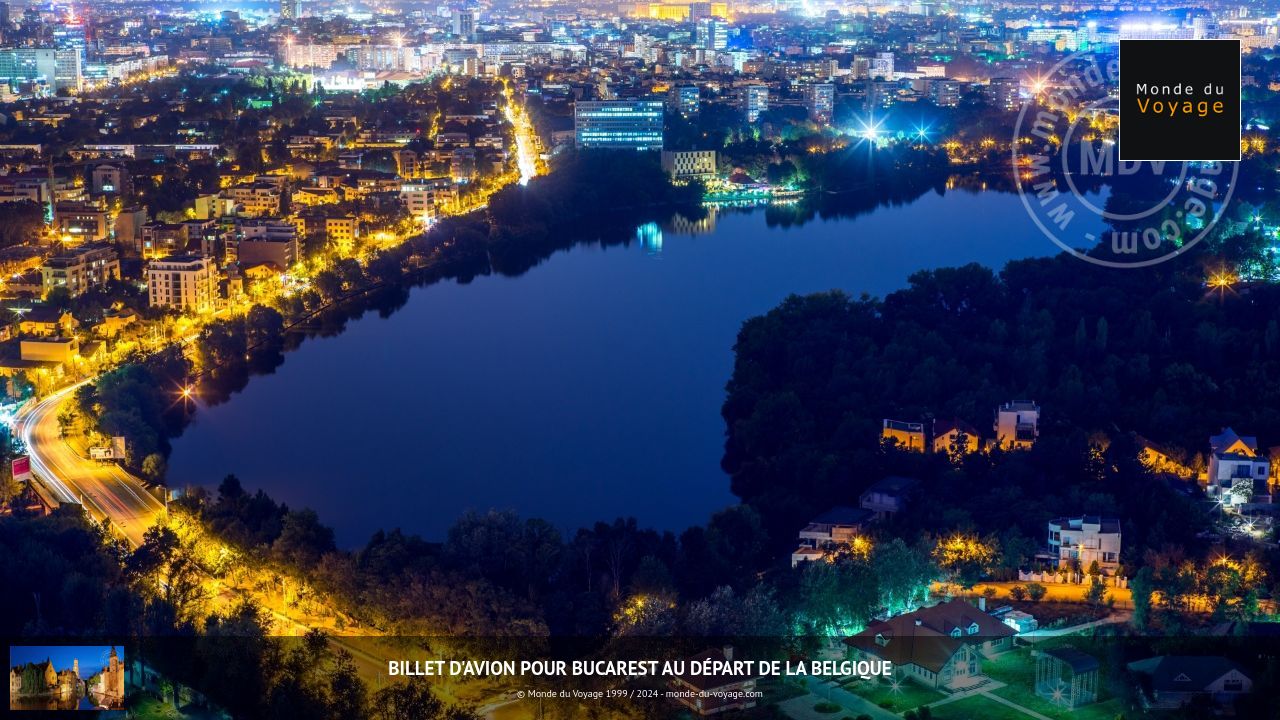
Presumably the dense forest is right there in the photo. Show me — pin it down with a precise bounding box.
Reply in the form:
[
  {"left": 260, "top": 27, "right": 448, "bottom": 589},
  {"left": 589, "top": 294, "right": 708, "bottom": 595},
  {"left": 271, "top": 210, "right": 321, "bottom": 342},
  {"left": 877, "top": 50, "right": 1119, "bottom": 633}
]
[{"left": 721, "top": 251, "right": 1280, "bottom": 558}]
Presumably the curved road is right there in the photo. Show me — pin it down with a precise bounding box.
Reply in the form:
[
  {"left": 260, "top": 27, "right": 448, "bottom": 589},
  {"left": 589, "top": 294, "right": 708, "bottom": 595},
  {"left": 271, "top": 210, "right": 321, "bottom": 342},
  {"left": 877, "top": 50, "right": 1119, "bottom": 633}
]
[
  {"left": 16, "top": 381, "right": 165, "bottom": 548},
  {"left": 14, "top": 383, "right": 401, "bottom": 681}
]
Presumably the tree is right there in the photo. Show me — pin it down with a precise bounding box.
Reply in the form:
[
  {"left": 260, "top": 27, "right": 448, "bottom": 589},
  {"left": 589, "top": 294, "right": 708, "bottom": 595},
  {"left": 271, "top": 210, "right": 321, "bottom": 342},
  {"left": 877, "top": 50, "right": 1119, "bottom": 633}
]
[
  {"left": 1009, "top": 585, "right": 1027, "bottom": 602},
  {"left": 1025, "top": 582, "right": 1047, "bottom": 603},
  {"left": 932, "top": 533, "right": 997, "bottom": 591},
  {"left": 329, "top": 649, "right": 368, "bottom": 720},
  {"left": 0, "top": 200, "right": 44, "bottom": 248},
  {"left": 0, "top": 471, "right": 20, "bottom": 509},
  {"left": 1084, "top": 576, "right": 1108, "bottom": 607},
  {"left": 1131, "top": 566, "right": 1154, "bottom": 630},
  {"left": 370, "top": 680, "right": 474, "bottom": 720},
  {"left": 141, "top": 453, "right": 167, "bottom": 483},
  {"left": 272, "top": 509, "right": 337, "bottom": 570},
  {"left": 870, "top": 538, "right": 935, "bottom": 615}
]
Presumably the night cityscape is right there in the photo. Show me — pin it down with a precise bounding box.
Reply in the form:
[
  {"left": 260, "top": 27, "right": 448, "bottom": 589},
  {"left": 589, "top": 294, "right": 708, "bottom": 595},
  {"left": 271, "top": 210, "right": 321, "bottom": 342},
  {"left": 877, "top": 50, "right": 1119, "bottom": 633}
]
[{"left": 1, "top": 0, "right": 1279, "bottom": 718}]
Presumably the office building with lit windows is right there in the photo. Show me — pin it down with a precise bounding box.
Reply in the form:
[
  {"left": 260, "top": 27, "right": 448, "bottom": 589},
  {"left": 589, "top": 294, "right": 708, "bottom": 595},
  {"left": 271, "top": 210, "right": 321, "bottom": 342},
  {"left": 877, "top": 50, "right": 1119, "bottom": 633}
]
[{"left": 574, "top": 100, "right": 664, "bottom": 151}]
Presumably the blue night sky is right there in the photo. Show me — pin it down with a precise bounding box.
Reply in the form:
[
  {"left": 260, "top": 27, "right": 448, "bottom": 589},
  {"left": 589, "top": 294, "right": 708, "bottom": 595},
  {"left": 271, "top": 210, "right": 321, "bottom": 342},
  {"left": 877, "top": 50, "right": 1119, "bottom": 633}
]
[{"left": 9, "top": 646, "right": 120, "bottom": 678}]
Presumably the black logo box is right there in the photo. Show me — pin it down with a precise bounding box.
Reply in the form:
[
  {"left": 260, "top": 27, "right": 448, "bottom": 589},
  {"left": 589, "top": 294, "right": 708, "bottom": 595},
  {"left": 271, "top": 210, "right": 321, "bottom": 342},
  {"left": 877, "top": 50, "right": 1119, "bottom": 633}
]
[{"left": 1118, "top": 38, "right": 1241, "bottom": 162}]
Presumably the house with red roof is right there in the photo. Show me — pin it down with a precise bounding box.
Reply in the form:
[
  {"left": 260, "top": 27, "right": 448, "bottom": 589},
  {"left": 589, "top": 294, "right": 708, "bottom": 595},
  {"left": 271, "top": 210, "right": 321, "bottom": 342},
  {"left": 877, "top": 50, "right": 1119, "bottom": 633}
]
[{"left": 844, "top": 599, "right": 1014, "bottom": 692}]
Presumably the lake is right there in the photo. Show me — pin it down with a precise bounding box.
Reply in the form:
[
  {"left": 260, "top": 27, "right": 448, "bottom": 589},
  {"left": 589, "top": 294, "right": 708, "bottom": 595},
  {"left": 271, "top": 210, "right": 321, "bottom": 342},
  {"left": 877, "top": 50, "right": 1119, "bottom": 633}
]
[{"left": 168, "top": 188, "right": 1107, "bottom": 546}]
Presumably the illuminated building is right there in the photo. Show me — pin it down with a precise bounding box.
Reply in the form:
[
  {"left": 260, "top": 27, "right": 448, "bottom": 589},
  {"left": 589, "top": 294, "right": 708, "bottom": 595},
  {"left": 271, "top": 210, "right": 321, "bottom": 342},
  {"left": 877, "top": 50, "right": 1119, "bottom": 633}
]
[
  {"left": 90, "top": 164, "right": 128, "bottom": 195},
  {"left": 661, "top": 150, "right": 716, "bottom": 181},
  {"left": 54, "top": 48, "right": 82, "bottom": 93},
  {"left": 871, "top": 51, "right": 894, "bottom": 80},
  {"left": 669, "top": 85, "right": 699, "bottom": 116},
  {"left": 574, "top": 100, "right": 664, "bottom": 151},
  {"left": 280, "top": 0, "right": 301, "bottom": 20},
  {"left": 805, "top": 82, "right": 834, "bottom": 122},
  {"left": 1046, "top": 516, "right": 1121, "bottom": 575},
  {"left": 881, "top": 418, "right": 925, "bottom": 451},
  {"left": 0, "top": 48, "right": 56, "bottom": 94},
  {"left": 993, "top": 401, "right": 1039, "bottom": 449},
  {"left": 232, "top": 219, "right": 299, "bottom": 268},
  {"left": 53, "top": 202, "right": 111, "bottom": 242},
  {"left": 988, "top": 76, "right": 1020, "bottom": 110},
  {"left": 696, "top": 17, "right": 728, "bottom": 51},
  {"left": 146, "top": 255, "right": 217, "bottom": 313},
  {"left": 928, "top": 78, "right": 961, "bottom": 107},
  {"left": 452, "top": 9, "right": 476, "bottom": 41},
  {"left": 633, "top": 1, "right": 728, "bottom": 20},
  {"left": 40, "top": 243, "right": 121, "bottom": 298},
  {"left": 326, "top": 215, "right": 360, "bottom": 251},
  {"left": 742, "top": 84, "right": 768, "bottom": 122}
]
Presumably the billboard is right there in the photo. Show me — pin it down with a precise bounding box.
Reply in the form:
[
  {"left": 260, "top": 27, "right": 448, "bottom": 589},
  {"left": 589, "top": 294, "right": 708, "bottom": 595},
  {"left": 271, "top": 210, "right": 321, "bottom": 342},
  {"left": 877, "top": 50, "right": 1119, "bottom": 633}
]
[{"left": 11, "top": 455, "right": 31, "bottom": 483}]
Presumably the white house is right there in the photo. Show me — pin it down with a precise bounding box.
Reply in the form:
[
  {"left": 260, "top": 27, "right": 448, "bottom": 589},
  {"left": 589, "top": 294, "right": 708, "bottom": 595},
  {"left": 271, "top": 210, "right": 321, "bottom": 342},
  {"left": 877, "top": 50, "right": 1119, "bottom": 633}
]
[
  {"left": 1206, "top": 428, "right": 1270, "bottom": 508},
  {"left": 994, "top": 401, "right": 1039, "bottom": 449},
  {"left": 791, "top": 506, "right": 872, "bottom": 567},
  {"left": 1047, "top": 516, "right": 1121, "bottom": 576}
]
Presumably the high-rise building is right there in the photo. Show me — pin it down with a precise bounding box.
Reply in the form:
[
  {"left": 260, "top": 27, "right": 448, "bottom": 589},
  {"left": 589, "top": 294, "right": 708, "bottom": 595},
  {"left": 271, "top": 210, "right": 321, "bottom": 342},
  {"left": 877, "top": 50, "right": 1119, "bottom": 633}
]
[
  {"left": 988, "top": 76, "right": 1020, "bottom": 110},
  {"left": 668, "top": 84, "right": 699, "bottom": 116},
  {"left": 688, "top": 1, "right": 712, "bottom": 22},
  {"left": 0, "top": 48, "right": 57, "bottom": 94},
  {"left": 280, "top": 0, "right": 301, "bottom": 20},
  {"left": 452, "top": 9, "right": 476, "bottom": 41},
  {"left": 742, "top": 85, "right": 768, "bottom": 122},
  {"left": 91, "top": 164, "right": 129, "bottom": 195},
  {"left": 54, "top": 48, "right": 82, "bottom": 93},
  {"left": 805, "top": 83, "right": 835, "bottom": 123},
  {"left": 695, "top": 18, "right": 728, "bottom": 51},
  {"left": 147, "top": 255, "right": 217, "bottom": 313},
  {"left": 871, "top": 51, "right": 894, "bottom": 80},
  {"left": 928, "top": 78, "right": 961, "bottom": 107},
  {"left": 41, "top": 243, "right": 121, "bottom": 298},
  {"left": 574, "top": 100, "right": 665, "bottom": 151}
]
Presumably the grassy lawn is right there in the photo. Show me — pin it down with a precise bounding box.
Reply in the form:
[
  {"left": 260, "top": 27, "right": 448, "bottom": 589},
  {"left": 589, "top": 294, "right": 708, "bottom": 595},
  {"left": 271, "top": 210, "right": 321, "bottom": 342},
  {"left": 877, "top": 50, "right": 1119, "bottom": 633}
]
[
  {"left": 930, "top": 695, "right": 1035, "bottom": 720},
  {"left": 982, "top": 642, "right": 1127, "bottom": 720},
  {"left": 848, "top": 679, "right": 946, "bottom": 713}
]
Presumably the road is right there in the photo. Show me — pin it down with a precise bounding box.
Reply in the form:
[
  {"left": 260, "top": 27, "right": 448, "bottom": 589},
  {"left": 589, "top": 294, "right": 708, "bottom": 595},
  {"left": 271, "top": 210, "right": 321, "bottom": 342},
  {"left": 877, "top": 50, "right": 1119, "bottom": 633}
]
[
  {"left": 16, "top": 381, "right": 165, "bottom": 548},
  {"left": 14, "top": 381, "right": 398, "bottom": 680}
]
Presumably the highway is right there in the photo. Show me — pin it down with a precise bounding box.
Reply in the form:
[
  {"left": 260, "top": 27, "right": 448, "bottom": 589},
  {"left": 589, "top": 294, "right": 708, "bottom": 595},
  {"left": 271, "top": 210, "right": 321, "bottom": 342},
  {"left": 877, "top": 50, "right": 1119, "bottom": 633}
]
[
  {"left": 13, "top": 383, "right": 396, "bottom": 680},
  {"left": 16, "top": 381, "right": 166, "bottom": 548}
]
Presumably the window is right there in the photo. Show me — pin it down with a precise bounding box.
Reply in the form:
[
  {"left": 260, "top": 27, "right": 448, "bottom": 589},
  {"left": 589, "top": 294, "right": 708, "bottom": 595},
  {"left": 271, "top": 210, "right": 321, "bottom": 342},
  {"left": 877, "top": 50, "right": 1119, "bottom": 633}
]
[
  {"left": 967, "top": 623, "right": 979, "bottom": 635},
  {"left": 950, "top": 628, "right": 961, "bottom": 638}
]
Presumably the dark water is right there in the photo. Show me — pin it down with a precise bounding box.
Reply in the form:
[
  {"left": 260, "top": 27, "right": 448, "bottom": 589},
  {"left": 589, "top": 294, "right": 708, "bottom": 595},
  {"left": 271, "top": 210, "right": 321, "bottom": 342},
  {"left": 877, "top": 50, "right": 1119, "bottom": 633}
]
[{"left": 168, "top": 189, "right": 1107, "bottom": 546}]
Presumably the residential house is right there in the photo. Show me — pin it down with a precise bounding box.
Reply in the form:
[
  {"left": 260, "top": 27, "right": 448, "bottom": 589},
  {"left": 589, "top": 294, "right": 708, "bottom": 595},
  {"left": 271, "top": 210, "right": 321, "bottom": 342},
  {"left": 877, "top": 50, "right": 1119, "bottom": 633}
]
[
  {"left": 1207, "top": 428, "right": 1270, "bottom": 508},
  {"left": 932, "top": 418, "right": 981, "bottom": 454},
  {"left": 859, "top": 475, "right": 919, "bottom": 520},
  {"left": 18, "top": 306, "right": 78, "bottom": 337},
  {"left": 669, "top": 646, "right": 759, "bottom": 715},
  {"left": 791, "top": 506, "right": 872, "bottom": 567},
  {"left": 1127, "top": 656, "right": 1252, "bottom": 710},
  {"left": 994, "top": 401, "right": 1039, "bottom": 449},
  {"left": 1046, "top": 516, "right": 1121, "bottom": 577},
  {"left": 882, "top": 418, "right": 925, "bottom": 452},
  {"left": 846, "top": 599, "right": 1015, "bottom": 692},
  {"left": 92, "top": 307, "right": 137, "bottom": 338}
]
